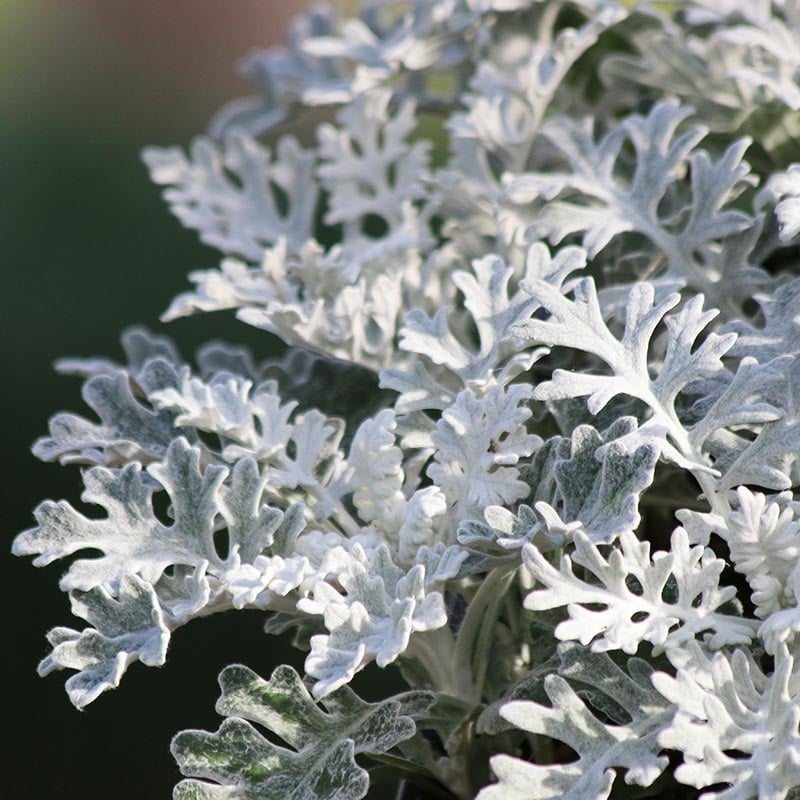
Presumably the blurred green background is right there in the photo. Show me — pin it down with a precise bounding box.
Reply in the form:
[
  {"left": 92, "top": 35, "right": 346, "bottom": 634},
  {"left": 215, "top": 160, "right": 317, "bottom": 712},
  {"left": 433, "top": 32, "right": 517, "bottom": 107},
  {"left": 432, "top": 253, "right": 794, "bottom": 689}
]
[{"left": 0, "top": 2, "right": 333, "bottom": 797}]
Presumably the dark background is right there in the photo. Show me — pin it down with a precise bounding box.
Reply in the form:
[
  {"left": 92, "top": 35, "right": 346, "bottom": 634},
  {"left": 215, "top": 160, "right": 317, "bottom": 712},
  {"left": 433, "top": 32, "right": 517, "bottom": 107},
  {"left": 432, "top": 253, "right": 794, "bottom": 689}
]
[{"left": 0, "top": 2, "right": 376, "bottom": 797}]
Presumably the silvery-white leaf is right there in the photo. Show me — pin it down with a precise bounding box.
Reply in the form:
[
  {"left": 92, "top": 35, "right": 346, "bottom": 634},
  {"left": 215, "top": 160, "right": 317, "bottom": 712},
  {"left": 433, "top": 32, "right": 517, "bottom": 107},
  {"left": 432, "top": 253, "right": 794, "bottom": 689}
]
[
  {"left": 383, "top": 242, "right": 584, "bottom": 414},
  {"left": 715, "top": 487, "right": 800, "bottom": 620},
  {"left": 654, "top": 642, "right": 800, "bottom": 799},
  {"left": 317, "top": 90, "right": 430, "bottom": 237},
  {"left": 716, "top": 356, "right": 800, "bottom": 491},
  {"left": 173, "top": 663, "right": 433, "bottom": 800},
  {"left": 211, "top": 6, "right": 347, "bottom": 137},
  {"left": 500, "top": 101, "right": 756, "bottom": 313},
  {"left": 166, "top": 240, "right": 408, "bottom": 370},
  {"left": 345, "top": 408, "right": 406, "bottom": 536},
  {"left": 54, "top": 325, "right": 183, "bottom": 381},
  {"left": 479, "top": 643, "right": 672, "bottom": 800},
  {"left": 522, "top": 527, "right": 755, "bottom": 655},
  {"left": 33, "top": 367, "right": 180, "bottom": 467},
  {"left": 298, "top": 544, "right": 449, "bottom": 696},
  {"left": 451, "top": 4, "right": 626, "bottom": 173},
  {"left": 515, "top": 277, "right": 747, "bottom": 473},
  {"left": 428, "top": 384, "right": 539, "bottom": 529},
  {"left": 757, "top": 164, "right": 800, "bottom": 242},
  {"left": 723, "top": 277, "right": 800, "bottom": 362},
  {"left": 37, "top": 575, "right": 170, "bottom": 709},
  {"left": 531, "top": 416, "right": 658, "bottom": 545},
  {"left": 15, "top": 438, "right": 227, "bottom": 592},
  {"left": 143, "top": 133, "right": 318, "bottom": 261}
]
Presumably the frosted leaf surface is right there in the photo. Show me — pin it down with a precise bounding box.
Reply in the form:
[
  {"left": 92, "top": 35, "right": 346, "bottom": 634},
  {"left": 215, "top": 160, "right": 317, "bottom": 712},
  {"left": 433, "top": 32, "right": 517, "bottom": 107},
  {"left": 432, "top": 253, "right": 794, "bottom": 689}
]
[
  {"left": 526, "top": 417, "right": 658, "bottom": 546},
  {"left": 522, "top": 528, "right": 755, "bottom": 655},
  {"left": 297, "top": 543, "right": 462, "bottom": 697},
  {"left": 144, "top": 134, "right": 318, "bottom": 261},
  {"left": 758, "top": 164, "right": 800, "bottom": 243},
  {"left": 211, "top": 6, "right": 346, "bottom": 137},
  {"left": 37, "top": 575, "right": 170, "bottom": 709},
  {"left": 382, "top": 242, "right": 585, "bottom": 414},
  {"left": 14, "top": 436, "right": 361, "bottom": 704},
  {"left": 345, "top": 408, "right": 406, "bottom": 537},
  {"left": 164, "top": 241, "right": 407, "bottom": 371},
  {"left": 173, "top": 663, "right": 432, "bottom": 800},
  {"left": 723, "top": 278, "right": 800, "bottom": 362},
  {"left": 15, "top": 438, "right": 227, "bottom": 592},
  {"left": 654, "top": 642, "right": 800, "bottom": 799},
  {"left": 513, "top": 276, "right": 782, "bottom": 474},
  {"left": 459, "top": 416, "right": 659, "bottom": 550},
  {"left": 500, "top": 101, "right": 757, "bottom": 309},
  {"left": 317, "top": 90, "right": 430, "bottom": 237},
  {"left": 33, "top": 365, "right": 181, "bottom": 467},
  {"left": 713, "top": 356, "right": 800, "bottom": 491},
  {"left": 428, "top": 384, "right": 539, "bottom": 529},
  {"left": 479, "top": 643, "right": 672, "bottom": 800},
  {"left": 450, "top": 4, "right": 627, "bottom": 173}
]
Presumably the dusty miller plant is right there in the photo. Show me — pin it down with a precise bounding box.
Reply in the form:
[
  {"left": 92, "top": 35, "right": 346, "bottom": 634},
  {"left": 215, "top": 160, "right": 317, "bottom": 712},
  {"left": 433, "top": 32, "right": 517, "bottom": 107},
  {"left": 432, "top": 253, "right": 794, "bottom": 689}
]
[{"left": 14, "top": 1, "right": 800, "bottom": 798}]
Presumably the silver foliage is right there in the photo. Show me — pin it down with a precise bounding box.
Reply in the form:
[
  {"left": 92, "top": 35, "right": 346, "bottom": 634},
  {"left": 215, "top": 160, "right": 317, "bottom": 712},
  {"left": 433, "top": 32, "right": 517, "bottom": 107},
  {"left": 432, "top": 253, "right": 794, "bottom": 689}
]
[{"left": 15, "top": 1, "right": 800, "bottom": 798}]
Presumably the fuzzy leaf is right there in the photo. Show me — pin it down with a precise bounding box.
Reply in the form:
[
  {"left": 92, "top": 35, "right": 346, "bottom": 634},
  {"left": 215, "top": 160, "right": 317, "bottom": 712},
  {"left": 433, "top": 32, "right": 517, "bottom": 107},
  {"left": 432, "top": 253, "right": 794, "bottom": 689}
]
[
  {"left": 428, "top": 384, "right": 539, "bottom": 528},
  {"left": 384, "top": 243, "right": 583, "bottom": 415},
  {"left": 514, "top": 277, "right": 744, "bottom": 471},
  {"left": 758, "top": 164, "right": 800, "bottom": 242},
  {"left": 297, "top": 543, "right": 454, "bottom": 697},
  {"left": 500, "top": 100, "right": 756, "bottom": 310},
  {"left": 37, "top": 575, "right": 170, "bottom": 708},
  {"left": 173, "top": 663, "right": 433, "bottom": 800},
  {"left": 33, "top": 368, "right": 180, "bottom": 467},
  {"left": 317, "top": 90, "right": 430, "bottom": 237},
  {"left": 210, "top": 7, "right": 345, "bottom": 137},
  {"left": 143, "top": 133, "right": 318, "bottom": 260},
  {"left": 15, "top": 438, "right": 227, "bottom": 591},
  {"left": 522, "top": 528, "right": 755, "bottom": 655},
  {"left": 654, "top": 642, "right": 800, "bottom": 799},
  {"left": 479, "top": 644, "right": 672, "bottom": 800}
]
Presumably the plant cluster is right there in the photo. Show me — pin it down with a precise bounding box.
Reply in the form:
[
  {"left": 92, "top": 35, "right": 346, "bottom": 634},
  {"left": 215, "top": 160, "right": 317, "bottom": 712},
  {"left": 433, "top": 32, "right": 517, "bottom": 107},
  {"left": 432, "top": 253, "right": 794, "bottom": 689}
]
[{"left": 14, "top": 1, "right": 800, "bottom": 798}]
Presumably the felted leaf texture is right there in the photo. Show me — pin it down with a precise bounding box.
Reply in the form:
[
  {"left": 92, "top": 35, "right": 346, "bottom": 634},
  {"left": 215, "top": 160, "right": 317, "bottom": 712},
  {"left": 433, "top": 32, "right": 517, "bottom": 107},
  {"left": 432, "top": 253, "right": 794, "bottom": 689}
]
[
  {"left": 526, "top": 416, "right": 659, "bottom": 546},
  {"left": 33, "top": 360, "right": 181, "bottom": 467},
  {"left": 172, "top": 663, "right": 433, "bottom": 800},
  {"left": 599, "top": 3, "right": 800, "bottom": 134},
  {"left": 143, "top": 133, "right": 318, "bottom": 261},
  {"left": 159, "top": 88, "right": 436, "bottom": 372},
  {"left": 478, "top": 643, "right": 672, "bottom": 800},
  {"left": 317, "top": 89, "right": 430, "bottom": 239},
  {"left": 37, "top": 575, "right": 170, "bottom": 709},
  {"left": 522, "top": 527, "right": 755, "bottom": 655},
  {"left": 427, "top": 383, "right": 540, "bottom": 529},
  {"left": 499, "top": 100, "right": 758, "bottom": 312},
  {"left": 513, "top": 276, "right": 784, "bottom": 476},
  {"left": 723, "top": 277, "right": 800, "bottom": 363},
  {"left": 297, "top": 542, "right": 463, "bottom": 697},
  {"left": 653, "top": 642, "right": 800, "bottom": 799},
  {"left": 15, "top": 438, "right": 228, "bottom": 592},
  {"left": 459, "top": 416, "right": 659, "bottom": 552},
  {"left": 711, "top": 355, "right": 800, "bottom": 491},
  {"left": 13, "top": 438, "right": 335, "bottom": 704},
  {"left": 759, "top": 164, "right": 800, "bottom": 242},
  {"left": 382, "top": 242, "right": 585, "bottom": 414},
  {"left": 450, "top": 3, "right": 627, "bottom": 175},
  {"left": 210, "top": 6, "right": 345, "bottom": 137}
]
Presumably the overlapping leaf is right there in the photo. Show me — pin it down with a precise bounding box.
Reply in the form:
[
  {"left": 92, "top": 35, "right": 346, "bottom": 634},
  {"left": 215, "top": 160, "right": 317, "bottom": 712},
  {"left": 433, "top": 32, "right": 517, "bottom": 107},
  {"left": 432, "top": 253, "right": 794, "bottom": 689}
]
[
  {"left": 500, "top": 100, "right": 759, "bottom": 312},
  {"left": 654, "top": 642, "right": 800, "bottom": 799},
  {"left": 522, "top": 527, "right": 756, "bottom": 655},
  {"left": 478, "top": 643, "right": 673, "bottom": 800},
  {"left": 173, "top": 663, "right": 433, "bottom": 800}
]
